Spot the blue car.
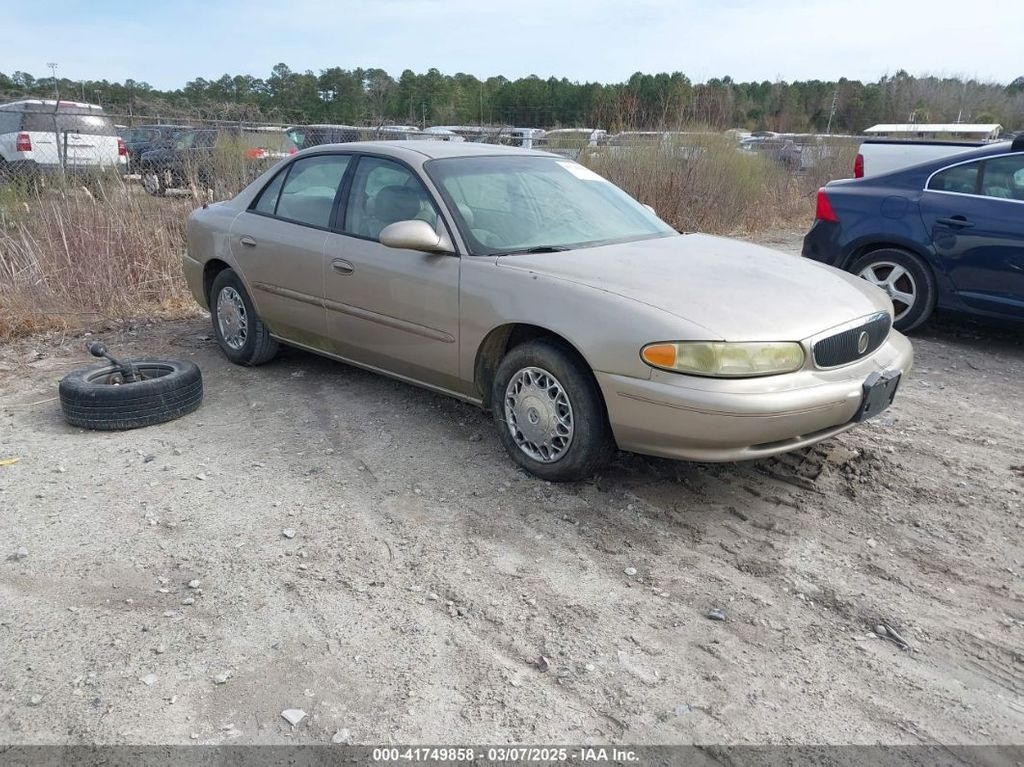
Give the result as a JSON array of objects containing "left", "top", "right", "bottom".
[{"left": 803, "top": 135, "right": 1024, "bottom": 332}]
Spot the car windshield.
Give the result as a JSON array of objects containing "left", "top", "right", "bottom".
[{"left": 425, "top": 155, "right": 675, "bottom": 255}]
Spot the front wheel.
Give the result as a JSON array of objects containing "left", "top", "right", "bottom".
[
  {"left": 849, "top": 248, "right": 936, "bottom": 333},
  {"left": 209, "top": 269, "right": 279, "bottom": 365},
  {"left": 492, "top": 339, "right": 615, "bottom": 481}
]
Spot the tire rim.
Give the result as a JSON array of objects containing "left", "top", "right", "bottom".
[
  {"left": 503, "top": 366, "right": 574, "bottom": 463},
  {"left": 216, "top": 286, "right": 248, "bottom": 350},
  {"left": 858, "top": 261, "right": 917, "bottom": 321},
  {"left": 84, "top": 363, "right": 173, "bottom": 386},
  {"left": 142, "top": 173, "right": 159, "bottom": 194}
]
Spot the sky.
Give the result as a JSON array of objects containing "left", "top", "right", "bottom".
[{"left": 3, "top": 0, "right": 1022, "bottom": 89}]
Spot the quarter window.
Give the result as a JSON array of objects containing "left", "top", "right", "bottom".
[
  {"left": 252, "top": 169, "right": 287, "bottom": 215},
  {"left": 272, "top": 154, "right": 351, "bottom": 228},
  {"left": 928, "top": 161, "right": 980, "bottom": 194},
  {"left": 343, "top": 157, "right": 438, "bottom": 240}
]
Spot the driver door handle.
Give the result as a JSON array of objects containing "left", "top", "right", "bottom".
[
  {"left": 935, "top": 216, "right": 974, "bottom": 229},
  {"left": 331, "top": 258, "right": 354, "bottom": 275},
  {"left": 239, "top": 236, "right": 257, "bottom": 247}
]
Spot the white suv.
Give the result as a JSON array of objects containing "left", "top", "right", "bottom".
[{"left": 0, "top": 99, "right": 127, "bottom": 180}]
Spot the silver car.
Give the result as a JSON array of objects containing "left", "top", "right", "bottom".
[{"left": 184, "top": 141, "right": 912, "bottom": 481}]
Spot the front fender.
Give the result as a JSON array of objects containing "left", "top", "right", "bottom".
[{"left": 459, "top": 257, "right": 714, "bottom": 389}]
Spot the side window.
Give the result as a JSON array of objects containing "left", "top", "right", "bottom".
[
  {"left": 343, "top": 157, "right": 438, "bottom": 240},
  {"left": 979, "top": 155, "right": 1024, "bottom": 200},
  {"left": 0, "top": 111, "right": 19, "bottom": 134},
  {"left": 928, "top": 161, "right": 980, "bottom": 194},
  {"left": 273, "top": 154, "right": 350, "bottom": 228},
  {"left": 251, "top": 169, "right": 287, "bottom": 215}
]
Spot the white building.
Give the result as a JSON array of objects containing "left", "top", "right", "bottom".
[{"left": 864, "top": 123, "right": 1003, "bottom": 141}]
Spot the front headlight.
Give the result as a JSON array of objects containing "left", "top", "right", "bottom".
[{"left": 641, "top": 341, "right": 805, "bottom": 377}]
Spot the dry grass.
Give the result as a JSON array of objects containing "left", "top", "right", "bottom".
[
  {"left": 0, "top": 179, "right": 196, "bottom": 342},
  {"left": 580, "top": 134, "right": 822, "bottom": 234},
  {"left": 0, "top": 136, "right": 854, "bottom": 341}
]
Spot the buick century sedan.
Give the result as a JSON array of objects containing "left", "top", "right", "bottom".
[{"left": 184, "top": 141, "right": 913, "bottom": 481}]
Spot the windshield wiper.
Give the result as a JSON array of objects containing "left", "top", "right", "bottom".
[{"left": 490, "top": 245, "right": 570, "bottom": 256}]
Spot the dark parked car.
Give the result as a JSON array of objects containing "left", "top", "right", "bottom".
[
  {"left": 139, "top": 127, "right": 297, "bottom": 195},
  {"left": 803, "top": 135, "right": 1024, "bottom": 331},
  {"left": 120, "top": 124, "right": 190, "bottom": 169}
]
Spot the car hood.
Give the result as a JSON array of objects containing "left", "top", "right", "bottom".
[{"left": 496, "top": 233, "right": 890, "bottom": 342}]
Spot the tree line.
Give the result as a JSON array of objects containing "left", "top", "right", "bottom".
[{"left": 2, "top": 65, "right": 1023, "bottom": 133}]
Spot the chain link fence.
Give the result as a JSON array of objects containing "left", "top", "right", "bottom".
[{"left": 1, "top": 99, "right": 859, "bottom": 203}]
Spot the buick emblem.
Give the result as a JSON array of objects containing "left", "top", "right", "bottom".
[{"left": 857, "top": 331, "right": 870, "bottom": 354}]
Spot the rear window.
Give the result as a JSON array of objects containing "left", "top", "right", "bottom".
[
  {"left": 123, "top": 127, "right": 159, "bottom": 143},
  {"left": 20, "top": 111, "right": 118, "bottom": 136}
]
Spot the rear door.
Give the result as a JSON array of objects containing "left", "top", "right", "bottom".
[
  {"left": 920, "top": 153, "right": 1024, "bottom": 318},
  {"left": 229, "top": 153, "right": 352, "bottom": 348}
]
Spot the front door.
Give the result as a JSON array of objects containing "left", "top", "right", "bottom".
[
  {"left": 323, "top": 155, "right": 462, "bottom": 392},
  {"left": 230, "top": 153, "right": 352, "bottom": 348},
  {"left": 920, "top": 153, "right": 1024, "bottom": 319}
]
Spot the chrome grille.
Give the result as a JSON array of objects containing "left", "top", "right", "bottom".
[{"left": 813, "top": 313, "right": 891, "bottom": 368}]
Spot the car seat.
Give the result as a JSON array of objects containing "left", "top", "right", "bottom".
[
  {"left": 363, "top": 185, "right": 429, "bottom": 239},
  {"left": 981, "top": 170, "right": 1012, "bottom": 198}
]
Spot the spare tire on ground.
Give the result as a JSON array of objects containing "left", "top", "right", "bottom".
[{"left": 59, "top": 358, "right": 203, "bottom": 430}]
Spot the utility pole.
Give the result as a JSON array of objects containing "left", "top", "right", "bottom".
[
  {"left": 825, "top": 88, "right": 838, "bottom": 134},
  {"left": 47, "top": 62, "right": 59, "bottom": 100}
]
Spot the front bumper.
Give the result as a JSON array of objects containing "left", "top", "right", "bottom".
[{"left": 596, "top": 331, "right": 913, "bottom": 463}]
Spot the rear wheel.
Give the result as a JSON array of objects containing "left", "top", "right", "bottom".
[
  {"left": 849, "top": 248, "right": 936, "bottom": 332},
  {"left": 142, "top": 169, "right": 167, "bottom": 196},
  {"left": 492, "top": 339, "right": 615, "bottom": 481},
  {"left": 209, "top": 269, "right": 279, "bottom": 365}
]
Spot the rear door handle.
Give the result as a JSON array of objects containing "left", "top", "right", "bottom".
[
  {"left": 239, "top": 236, "right": 257, "bottom": 247},
  {"left": 331, "top": 258, "right": 354, "bottom": 275},
  {"left": 935, "top": 217, "right": 974, "bottom": 229}
]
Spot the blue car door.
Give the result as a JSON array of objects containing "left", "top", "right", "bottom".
[{"left": 919, "top": 152, "right": 1024, "bottom": 319}]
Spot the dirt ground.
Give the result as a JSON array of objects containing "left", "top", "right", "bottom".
[{"left": 1, "top": 233, "right": 1022, "bottom": 746}]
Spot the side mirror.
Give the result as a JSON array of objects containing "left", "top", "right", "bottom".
[
  {"left": 642, "top": 204, "right": 657, "bottom": 216},
  {"left": 379, "top": 220, "right": 453, "bottom": 254}
]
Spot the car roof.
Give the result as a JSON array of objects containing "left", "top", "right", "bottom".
[
  {"left": 0, "top": 99, "right": 105, "bottom": 112},
  {"left": 298, "top": 140, "right": 555, "bottom": 161}
]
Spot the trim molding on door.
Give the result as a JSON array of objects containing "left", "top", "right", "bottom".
[
  {"left": 251, "top": 281, "right": 322, "bottom": 308},
  {"left": 252, "top": 281, "right": 455, "bottom": 344},
  {"left": 323, "top": 298, "right": 455, "bottom": 343}
]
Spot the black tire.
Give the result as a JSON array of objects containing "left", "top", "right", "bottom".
[
  {"left": 848, "top": 248, "right": 936, "bottom": 333},
  {"left": 209, "top": 268, "right": 279, "bottom": 365},
  {"left": 492, "top": 339, "right": 616, "bottom": 482},
  {"left": 59, "top": 359, "right": 203, "bottom": 430},
  {"left": 142, "top": 169, "right": 166, "bottom": 197}
]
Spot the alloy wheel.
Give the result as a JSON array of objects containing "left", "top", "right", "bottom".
[{"left": 858, "top": 261, "right": 917, "bottom": 321}]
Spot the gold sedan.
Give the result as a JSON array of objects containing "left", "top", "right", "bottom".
[{"left": 184, "top": 141, "right": 912, "bottom": 481}]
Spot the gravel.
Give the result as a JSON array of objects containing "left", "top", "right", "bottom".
[{"left": 1, "top": 240, "right": 1021, "bottom": 744}]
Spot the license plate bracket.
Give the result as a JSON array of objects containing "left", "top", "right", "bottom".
[{"left": 853, "top": 370, "right": 901, "bottom": 422}]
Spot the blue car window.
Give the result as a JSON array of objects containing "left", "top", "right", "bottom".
[
  {"left": 980, "top": 155, "right": 1024, "bottom": 200},
  {"left": 928, "top": 162, "right": 980, "bottom": 194}
]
